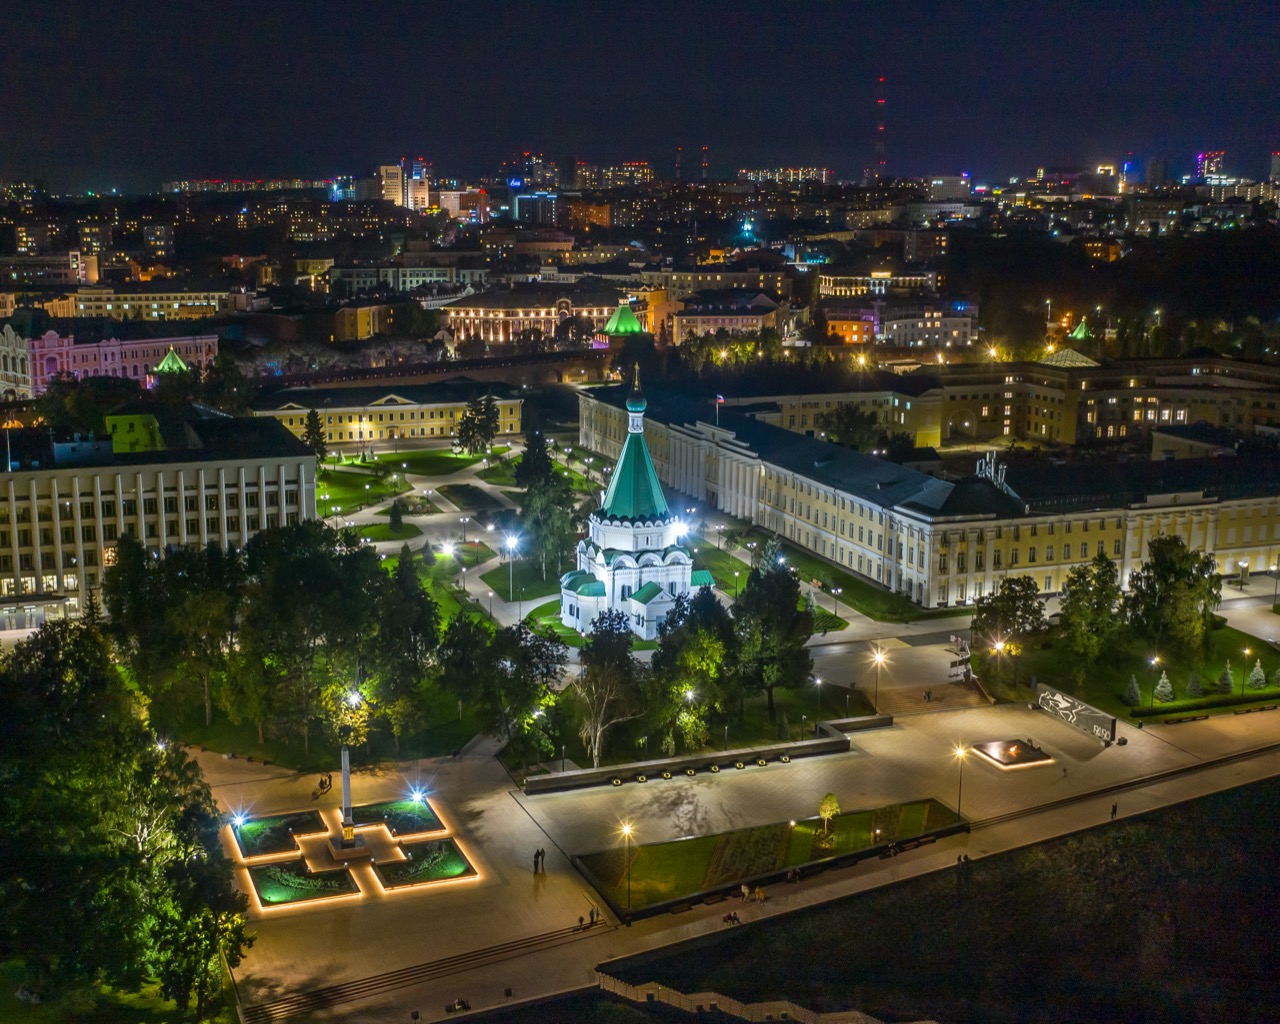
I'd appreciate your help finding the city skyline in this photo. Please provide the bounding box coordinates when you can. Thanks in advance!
[6,0,1279,192]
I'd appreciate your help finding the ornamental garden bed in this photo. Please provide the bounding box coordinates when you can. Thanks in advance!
[351,798,445,836]
[233,810,327,858]
[438,484,502,510]
[374,839,476,889]
[576,799,953,914]
[249,860,359,906]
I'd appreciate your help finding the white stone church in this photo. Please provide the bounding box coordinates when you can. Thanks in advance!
[559,377,713,639]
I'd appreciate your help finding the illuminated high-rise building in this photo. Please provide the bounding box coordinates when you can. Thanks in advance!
[1195,151,1225,179]
[1270,153,1280,183]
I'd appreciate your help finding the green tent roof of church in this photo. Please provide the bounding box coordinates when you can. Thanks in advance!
[599,377,670,521]
[154,347,189,374]
[601,303,643,336]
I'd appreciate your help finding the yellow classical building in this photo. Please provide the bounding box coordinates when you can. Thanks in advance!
[252,378,522,447]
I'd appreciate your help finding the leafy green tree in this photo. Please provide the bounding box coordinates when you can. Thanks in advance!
[650,588,735,752]
[302,408,328,463]
[1059,554,1122,677]
[1124,536,1221,657]
[1154,671,1174,703]
[733,538,814,717]
[819,792,841,834]
[515,425,555,490]
[972,574,1046,641]
[571,609,644,767]
[1247,659,1267,690]
[522,474,577,580]
[1217,661,1234,695]
[815,403,879,450]
[1122,675,1141,707]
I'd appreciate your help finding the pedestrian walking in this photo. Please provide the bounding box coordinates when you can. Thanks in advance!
[533,851,539,874]
[755,886,765,903]
[1062,766,1068,779]
[578,915,584,930]
[1110,802,1118,820]
[740,883,750,901]
[589,907,596,926]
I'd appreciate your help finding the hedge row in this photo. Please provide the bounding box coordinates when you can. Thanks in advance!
[1129,690,1280,718]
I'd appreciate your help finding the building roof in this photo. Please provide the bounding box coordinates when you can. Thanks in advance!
[250,376,520,412]
[1040,347,1098,368]
[601,303,644,336]
[599,386,670,522]
[154,347,189,374]
[690,569,715,588]
[630,581,669,605]
[562,571,606,597]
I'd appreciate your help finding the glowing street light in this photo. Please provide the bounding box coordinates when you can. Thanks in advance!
[621,823,634,911]
[872,647,886,712]
[954,744,969,824]
[507,535,519,612]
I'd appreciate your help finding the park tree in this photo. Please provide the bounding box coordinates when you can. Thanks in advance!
[522,474,577,580]
[0,620,251,1013]
[302,408,328,463]
[815,403,880,451]
[1059,554,1122,675]
[456,393,499,454]
[515,425,555,490]
[571,609,645,767]
[388,498,405,532]
[1217,661,1234,695]
[1154,671,1174,703]
[818,792,841,834]
[1187,671,1204,698]
[733,538,814,717]
[1272,666,1280,688]
[1122,675,1141,707]
[651,588,736,750]
[972,574,1046,641]
[1247,659,1267,690]
[1124,536,1221,657]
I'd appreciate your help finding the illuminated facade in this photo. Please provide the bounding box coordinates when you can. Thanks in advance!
[252,379,522,447]
[580,385,1280,610]
[443,292,618,343]
[28,331,217,394]
[71,286,231,320]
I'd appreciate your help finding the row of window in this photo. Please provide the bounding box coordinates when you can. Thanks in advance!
[0,490,295,524]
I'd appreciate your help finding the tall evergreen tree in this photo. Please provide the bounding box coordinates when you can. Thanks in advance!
[302,408,328,463]
[514,425,554,489]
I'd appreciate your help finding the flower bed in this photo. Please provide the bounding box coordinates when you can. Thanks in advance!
[351,798,444,836]
[233,810,327,858]
[249,860,358,905]
[375,839,475,889]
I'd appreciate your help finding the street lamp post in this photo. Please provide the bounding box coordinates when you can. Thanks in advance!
[872,648,885,713]
[487,590,493,618]
[831,587,842,617]
[1149,655,1160,708]
[814,676,823,717]
[622,824,633,912]
[724,723,729,751]
[507,535,519,611]
[954,745,968,824]
[460,516,470,544]
[800,714,807,740]
[1241,648,1251,696]
[716,524,724,549]
[733,570,739,596]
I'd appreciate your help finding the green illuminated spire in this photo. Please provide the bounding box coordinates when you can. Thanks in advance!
[600,371,669,521]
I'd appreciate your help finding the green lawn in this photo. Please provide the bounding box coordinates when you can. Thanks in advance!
[317,468,409,515]
[352,798,444,836]
[1000,624,1280,719]
[233,810,326,858]
[439,483,503,510]
[358,522,423,542]
[687,537,752,593]
[739,529,959,623]
[478,459,519,487]
[524,598,659,651]
[249,861,357,905]
[578,799,951,912]
[480,558,565,603]
[372,446,508,477]
[375,839,475,888]
[0,961,238,1024]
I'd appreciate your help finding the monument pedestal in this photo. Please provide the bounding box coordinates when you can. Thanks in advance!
[327,828,372,862]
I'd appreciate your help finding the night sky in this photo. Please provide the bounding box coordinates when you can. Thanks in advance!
[6,0,1279,193]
